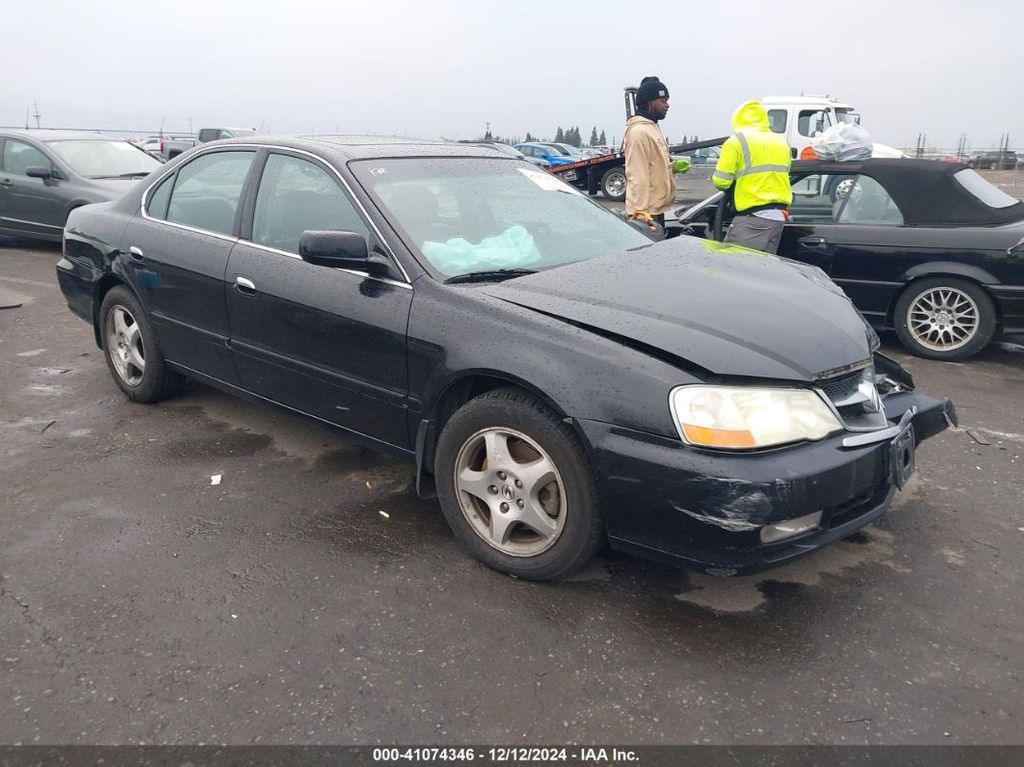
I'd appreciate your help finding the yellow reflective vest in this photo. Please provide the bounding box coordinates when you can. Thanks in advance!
[712,101,792,213]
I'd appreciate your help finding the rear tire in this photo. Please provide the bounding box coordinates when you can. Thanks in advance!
[99,286,183,402]
[601,166,627,202]
[894,277,996,361]
[434,388,604,580]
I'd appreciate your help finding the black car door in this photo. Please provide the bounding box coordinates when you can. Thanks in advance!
[225,150,413,449]
[813,173,911,324]
[121,148,258,385]
[776,171,860,273]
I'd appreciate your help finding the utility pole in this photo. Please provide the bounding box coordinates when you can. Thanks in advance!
[956,133,967,163]
[915,133,926,159]
[32,100,42,128]
[997,133,1010,170]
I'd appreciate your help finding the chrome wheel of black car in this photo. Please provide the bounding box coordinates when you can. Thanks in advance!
[99,286,183,403]
[908,287,978,352]
[453,427,566,558]
[106,306,146,386]
[434,388,604,580]
[895,277,997,361]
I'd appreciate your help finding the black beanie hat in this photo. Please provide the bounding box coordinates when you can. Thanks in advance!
[636,76,669,106]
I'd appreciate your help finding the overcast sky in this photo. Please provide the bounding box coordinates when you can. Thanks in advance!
[4,0,1022,151]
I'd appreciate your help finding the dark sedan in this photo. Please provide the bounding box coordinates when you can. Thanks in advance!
[678,159,1024,361]
[0,129,162,242]
[57,136,953,580]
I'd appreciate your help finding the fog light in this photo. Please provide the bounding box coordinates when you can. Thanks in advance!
[760,511,823,544]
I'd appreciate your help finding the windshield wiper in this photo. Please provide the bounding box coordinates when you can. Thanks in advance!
[444,268,538,284]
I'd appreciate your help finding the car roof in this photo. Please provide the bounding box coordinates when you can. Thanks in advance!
[0,128,123,142]
[792,158,1023,226]
[215,133,506,160]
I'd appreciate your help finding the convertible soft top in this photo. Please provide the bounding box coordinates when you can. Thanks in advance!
[792,158,1024,226]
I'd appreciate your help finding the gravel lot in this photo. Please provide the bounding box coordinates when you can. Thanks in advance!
[1,237,1022,746]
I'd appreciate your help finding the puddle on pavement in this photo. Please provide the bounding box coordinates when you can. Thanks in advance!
[673,527,899,614]
[25,383,67,396]
[154,428,274,462]
[315,442,404,473]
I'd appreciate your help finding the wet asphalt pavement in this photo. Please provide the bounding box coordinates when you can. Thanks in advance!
[1,238,1022,746]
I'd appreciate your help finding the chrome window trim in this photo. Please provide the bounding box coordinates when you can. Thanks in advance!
[139,142,412,285]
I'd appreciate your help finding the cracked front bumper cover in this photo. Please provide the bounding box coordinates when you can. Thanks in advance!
[577,391,954,576]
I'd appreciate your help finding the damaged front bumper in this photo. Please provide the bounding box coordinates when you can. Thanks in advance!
[577,391,955,577]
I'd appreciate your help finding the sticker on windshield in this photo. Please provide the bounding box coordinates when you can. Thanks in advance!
[517,167,582,194]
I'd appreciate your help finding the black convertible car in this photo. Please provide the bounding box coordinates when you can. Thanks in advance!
[57,136,953,580]
[678,159,1024,361]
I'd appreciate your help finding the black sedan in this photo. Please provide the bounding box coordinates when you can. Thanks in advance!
[678,159,1024,361]
[57,136,953,580]
[1,129,162,242]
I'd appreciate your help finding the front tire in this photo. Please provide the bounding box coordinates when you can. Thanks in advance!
[894,277,996,361]
[601,166,627,202]
[434,388,604,580]
[100,286,183,402]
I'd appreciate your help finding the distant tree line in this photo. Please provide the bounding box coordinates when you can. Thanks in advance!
[473,125,618,147]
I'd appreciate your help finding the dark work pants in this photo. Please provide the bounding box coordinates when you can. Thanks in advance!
[724,214,784,254]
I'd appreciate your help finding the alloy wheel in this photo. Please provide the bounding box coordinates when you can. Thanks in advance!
[907,286,979,352]
[106,305,146,386]
[453,427,567,558]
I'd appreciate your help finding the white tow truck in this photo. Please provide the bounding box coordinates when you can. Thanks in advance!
[761,95,904,159]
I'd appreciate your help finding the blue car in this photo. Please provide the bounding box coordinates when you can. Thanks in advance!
[514,143,576,167]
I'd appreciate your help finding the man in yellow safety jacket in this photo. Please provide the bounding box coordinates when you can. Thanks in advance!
[712,100,792,253]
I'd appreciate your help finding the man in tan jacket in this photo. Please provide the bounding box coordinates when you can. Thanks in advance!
[624,75,675,229]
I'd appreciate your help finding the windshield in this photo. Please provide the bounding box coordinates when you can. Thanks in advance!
[46,139,161,178]
[834,108,860,125]
[953,169,1021,209]
[352,158,652,278]
[541,144,573,156]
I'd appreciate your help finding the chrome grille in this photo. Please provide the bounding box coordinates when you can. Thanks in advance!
[817,367,888,432]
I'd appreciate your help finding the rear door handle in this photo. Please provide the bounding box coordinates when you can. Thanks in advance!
[128,245,145,262]
[799,236,828,247]
[234,275,257,296]
[0,178,13,187]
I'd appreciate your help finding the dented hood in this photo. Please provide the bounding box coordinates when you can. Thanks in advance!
[480,237,872,381]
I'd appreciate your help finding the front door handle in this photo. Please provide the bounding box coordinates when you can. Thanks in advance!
[128,245,145,262]
[0,178,13,187]
[799,236,828,248]
[234,275,257,296]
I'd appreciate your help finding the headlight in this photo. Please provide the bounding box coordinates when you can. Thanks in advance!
[669,385,842,450]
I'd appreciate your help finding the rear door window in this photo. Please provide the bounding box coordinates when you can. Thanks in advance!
[165,150,254,236]
[251,153,369,254]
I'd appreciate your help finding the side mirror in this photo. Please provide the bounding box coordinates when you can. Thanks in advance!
[299,230,387,275]
[25,165,54,179]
